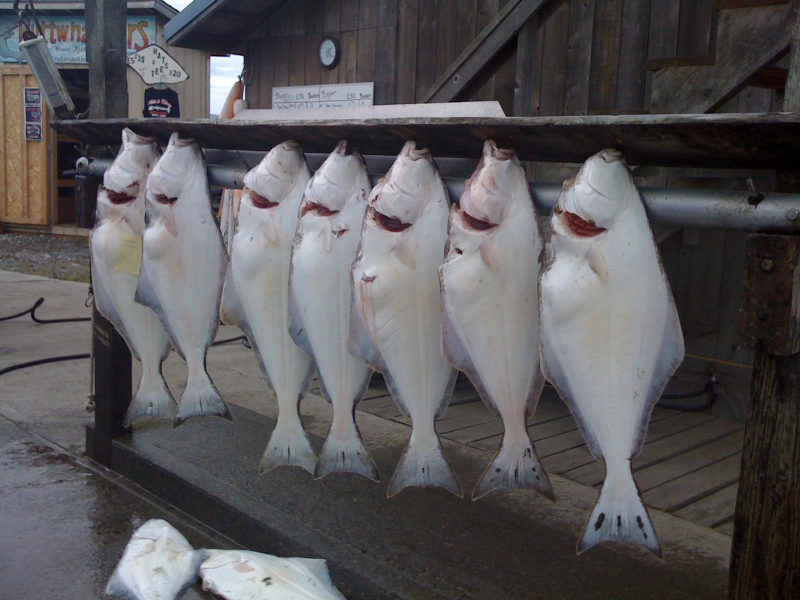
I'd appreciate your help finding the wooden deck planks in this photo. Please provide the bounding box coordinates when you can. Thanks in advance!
[673,483,739,528]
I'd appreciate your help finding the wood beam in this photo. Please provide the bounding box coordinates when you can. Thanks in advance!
[422,0,549,104]
[784,3,800,109]
[650,3,796,114]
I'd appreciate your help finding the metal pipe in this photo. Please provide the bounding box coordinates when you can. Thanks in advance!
[77,158,800,234]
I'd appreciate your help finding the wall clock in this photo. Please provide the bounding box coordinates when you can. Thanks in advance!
[319,37,340,69]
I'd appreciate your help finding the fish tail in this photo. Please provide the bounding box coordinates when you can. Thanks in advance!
[123,373,176,427]
[174,371,233,427]
[259,419,317,475]
[387,435,463,498]
[578,463,662,557]
[315,428,380,481]
[472,435,555,501]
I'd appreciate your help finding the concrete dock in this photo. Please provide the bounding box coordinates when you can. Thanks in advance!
[0,269,733,598]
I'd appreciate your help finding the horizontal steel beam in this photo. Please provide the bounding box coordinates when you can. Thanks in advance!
[78,158,800,234]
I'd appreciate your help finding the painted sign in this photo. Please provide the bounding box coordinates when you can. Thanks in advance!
[272,82,374,109]
[127,45,188,85]
[0,16,155,63]
[23,86,42,141]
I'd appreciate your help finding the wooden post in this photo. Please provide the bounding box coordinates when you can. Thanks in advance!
[730,233,800,599]
[84,0,131,466]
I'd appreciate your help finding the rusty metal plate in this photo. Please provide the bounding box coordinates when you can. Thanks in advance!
[738,234,800,356]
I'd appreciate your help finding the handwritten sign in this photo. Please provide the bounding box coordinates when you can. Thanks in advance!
[272,83,374,110]
[126,45,189,85]
[115,234,143,276]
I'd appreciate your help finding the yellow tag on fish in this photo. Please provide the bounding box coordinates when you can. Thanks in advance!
[115,234,142,275]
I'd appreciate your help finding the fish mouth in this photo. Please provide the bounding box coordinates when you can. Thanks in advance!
[487,141,515,161]
[251,190,279,209]
[300,200,339,217]
[555,206,606,237]
[104,186,137,205]
[374,210,411,232]
[153,193,178,205]
[461,209,496,231]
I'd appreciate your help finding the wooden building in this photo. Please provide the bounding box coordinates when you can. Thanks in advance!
[166,0,798,422]
[0,0,210,232]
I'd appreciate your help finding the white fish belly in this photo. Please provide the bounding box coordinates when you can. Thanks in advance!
[540,221,677,462]
[442,227,540,418]
[231,229,311,402]
[91,220,170,362]
[292,229,370,404]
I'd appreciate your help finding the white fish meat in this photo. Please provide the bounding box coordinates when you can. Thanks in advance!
[349,141,460,498]
[106,519,206,600]
[539,149,684,556]
[199,550,346,600]
[136,132,232,426]
[90,128,174,426]
[221,141,316,473]
[289,141,378,481]
[440,140,554,501]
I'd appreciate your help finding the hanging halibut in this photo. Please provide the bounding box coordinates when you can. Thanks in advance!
[90,128,174,426]
[136,132,232,426]
[539,149,684,556]
[440,140,554,501]
[349,140,461,498]
[289,141,378,481]
[221,141,316,474]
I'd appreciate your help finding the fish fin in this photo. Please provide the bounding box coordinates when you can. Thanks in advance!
[259,419,317,474]
[578,467,661,557]
[315,422,381,481]
[262,211,277,243]
[287,282,314,362]
[323,219,333,251]
[163,206,178,237]
[124,373,176,426]
[526,366,546,416]
[539,344,603,459]
[586,244,609,280]
[347,272,388,373]
[394,236,417,269]
[387,436,462,498]
[104,570,138,600]
[91,263,139,361]
[632,303,685,455]
[174,371,233,427]
[473,435,555,501]
[440,299,499,417]
[135,257,184,359]
[220,265,250,334]
[479,235,500,271]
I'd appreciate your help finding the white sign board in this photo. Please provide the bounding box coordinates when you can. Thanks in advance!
[127,45,189,85]
[0,16,155,64]
[272,82,374,110]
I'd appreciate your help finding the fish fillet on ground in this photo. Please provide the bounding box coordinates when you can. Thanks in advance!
[440,140,554,501]
[106,519,206,600]
[136,132,232,426]
[221,141,316,474]
[289,140,378,480]
[539,149,684,556]
[349,140,461,498]
[90,128,174,426]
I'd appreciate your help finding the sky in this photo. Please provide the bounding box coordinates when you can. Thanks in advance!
[164,0,243,116]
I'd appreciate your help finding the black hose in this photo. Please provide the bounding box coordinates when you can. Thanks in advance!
[0,354,90,377]
[656,379,718,412]
[0,297,91,323]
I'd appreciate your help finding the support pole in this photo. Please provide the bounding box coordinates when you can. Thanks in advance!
[85,0,131,466]
[730,233,800,599]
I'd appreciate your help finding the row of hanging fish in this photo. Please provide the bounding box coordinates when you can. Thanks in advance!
[90,130,684,557]
[105,518,345,600]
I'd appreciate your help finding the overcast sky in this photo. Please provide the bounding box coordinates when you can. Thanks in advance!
[164,0,243,115]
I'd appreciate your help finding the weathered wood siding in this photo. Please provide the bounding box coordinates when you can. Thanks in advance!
[0,65,51,226]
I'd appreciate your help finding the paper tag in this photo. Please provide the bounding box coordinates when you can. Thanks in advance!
[115,234,143,275]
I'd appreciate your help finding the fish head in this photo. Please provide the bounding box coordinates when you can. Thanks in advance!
[145,132,204,208]
[552,148,633,238]
[458,140,518,231]
[300,140,369,219]
[243,140,307,209]
[101,128,160,206]
[368,141,439,233]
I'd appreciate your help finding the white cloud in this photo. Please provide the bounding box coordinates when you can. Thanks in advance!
[163,0,194,10]
[209,55,243,115]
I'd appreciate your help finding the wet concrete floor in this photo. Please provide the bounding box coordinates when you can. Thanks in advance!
[0,416,235,599]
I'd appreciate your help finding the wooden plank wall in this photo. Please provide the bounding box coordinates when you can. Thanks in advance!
[0,65,50,227]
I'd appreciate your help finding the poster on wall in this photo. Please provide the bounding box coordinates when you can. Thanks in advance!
[24,86,43,141]
[272,82,374,109]
[0,16,155,63]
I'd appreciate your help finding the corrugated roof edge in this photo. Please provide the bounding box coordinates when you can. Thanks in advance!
[163,0,219,45]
